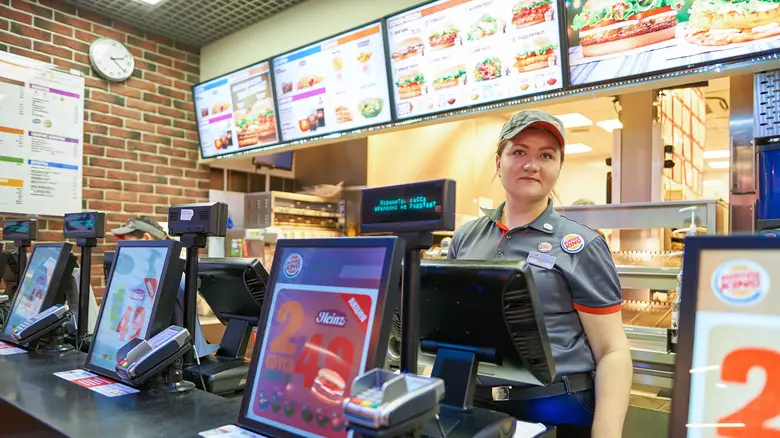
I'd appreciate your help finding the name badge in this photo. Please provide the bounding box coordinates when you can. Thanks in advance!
[527,251,556,270]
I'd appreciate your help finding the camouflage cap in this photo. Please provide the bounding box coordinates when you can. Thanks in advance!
[500,109,565,147]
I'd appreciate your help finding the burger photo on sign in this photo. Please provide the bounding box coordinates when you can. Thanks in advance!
[514,36,558,72]
[571,0,683,57]
[392,37,425,61]
[432,65,467,90]
[686,0,780,46]
[429,24,460,50]
[396,71,425,99]
[512,0,554,28]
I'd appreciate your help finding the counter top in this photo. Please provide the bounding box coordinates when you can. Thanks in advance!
[0,350,240,437]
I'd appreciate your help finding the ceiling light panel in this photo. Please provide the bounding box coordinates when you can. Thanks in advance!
[554,113,594,128]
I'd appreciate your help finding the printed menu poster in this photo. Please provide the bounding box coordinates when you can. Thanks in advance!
[686,250,780,437]
[245,247,387,437]
[273,22,392,142]
[387,0,564,120]
[89,247,168,373]
[194,61,278,158]
[566,0,780,86]
[0,51,84,216]
[3,246,61,333]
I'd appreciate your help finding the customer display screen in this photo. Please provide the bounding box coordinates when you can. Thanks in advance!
[683,249,780,437]
[194,61,279,158]
[3,246,62,334]
[362,182,446,225]
[565,0,780,86]
[386,0,565,120]
[241,245,388,437]
[87,246,169,374]
[272,22,392,142]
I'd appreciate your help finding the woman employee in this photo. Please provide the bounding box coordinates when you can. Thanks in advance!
[448,110,632,438]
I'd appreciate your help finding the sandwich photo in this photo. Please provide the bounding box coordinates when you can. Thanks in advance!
[467,15,505,41]
[396,71,425,99]
[296,75,323,90]
[432,65,467,90]
[512,0,553,28]
[335,105,353,124]
[392,37,425,61]
[571,0,681,57]
[310,368,346,405]
[514,37,558,72]
[474,57,503,82]
[235,101,276,147]
[686,0,780,46]
[429,25,459,50]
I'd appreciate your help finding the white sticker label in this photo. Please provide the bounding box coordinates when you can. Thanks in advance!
[181,209,194,221]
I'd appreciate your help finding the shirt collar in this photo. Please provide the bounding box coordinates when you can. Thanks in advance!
[480,199,558,234]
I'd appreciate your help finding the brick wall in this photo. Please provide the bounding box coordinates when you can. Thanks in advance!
[0,0,209,297]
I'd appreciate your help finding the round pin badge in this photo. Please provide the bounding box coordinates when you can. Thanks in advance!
[561,234,585,254]
[537,242,552,253]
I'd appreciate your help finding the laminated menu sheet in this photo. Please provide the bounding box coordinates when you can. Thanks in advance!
[0,51,84,216]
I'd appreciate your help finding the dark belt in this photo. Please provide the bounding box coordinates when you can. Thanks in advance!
[475,372,595,402]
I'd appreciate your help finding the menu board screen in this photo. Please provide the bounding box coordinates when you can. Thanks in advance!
[273,22,392,142]
[566,0,780,86]
[386,0,565,120]
[194,61,279,158]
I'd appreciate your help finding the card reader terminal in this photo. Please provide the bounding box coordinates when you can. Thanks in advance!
[115,326,191,386]
[10,305,70,345]
[343,368,444,430]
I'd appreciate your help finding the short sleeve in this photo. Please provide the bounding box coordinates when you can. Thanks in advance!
[565,237,622,314]
[447,233,459,259]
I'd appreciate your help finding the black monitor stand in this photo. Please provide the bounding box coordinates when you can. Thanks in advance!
[13,238,31,288]
[74,237,97,352]
[397,232,433,375]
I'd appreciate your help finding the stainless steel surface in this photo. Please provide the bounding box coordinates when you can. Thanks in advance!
[754,70,780,138]
[244,191,344,233]
[632,348,675,367]
[730,74,757,232]
[559,200,727,234]
[617,265,680,290]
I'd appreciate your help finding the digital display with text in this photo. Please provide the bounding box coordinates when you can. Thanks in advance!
[360,179,455,233]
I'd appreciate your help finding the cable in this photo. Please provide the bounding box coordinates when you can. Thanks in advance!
[192,344,207,391]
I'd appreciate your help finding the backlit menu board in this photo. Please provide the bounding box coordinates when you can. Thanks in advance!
[273,22,392,142]
[566,0,780,86]
[194,61,279,158]
[387,0,565,120]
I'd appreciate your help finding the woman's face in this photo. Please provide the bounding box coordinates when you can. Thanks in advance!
[496,127,562,203]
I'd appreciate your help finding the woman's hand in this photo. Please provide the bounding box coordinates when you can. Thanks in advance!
[578,310,632,438]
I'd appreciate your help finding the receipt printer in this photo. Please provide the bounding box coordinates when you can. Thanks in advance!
[115,326,191,386]
[10,305,70,346]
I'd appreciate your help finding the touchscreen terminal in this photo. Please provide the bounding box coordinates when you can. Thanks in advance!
[3,245,63,334]
[238,238,400,438]
[86,241,183,379]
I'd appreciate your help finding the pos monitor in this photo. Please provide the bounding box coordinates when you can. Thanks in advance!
[417,259,555,406]
[2,243,77,336]
[85,240,185,380]
[238,237,402,438]
[669,236,780,438]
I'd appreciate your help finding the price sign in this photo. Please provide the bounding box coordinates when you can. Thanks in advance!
[246,284,378,437]
[88,246,168,375]
[678,246,780,438]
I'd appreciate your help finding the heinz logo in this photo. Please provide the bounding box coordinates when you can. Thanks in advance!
[284,253,303,278]
[315,310,347,327]
[348,298,367,323]
[711,260,770,306]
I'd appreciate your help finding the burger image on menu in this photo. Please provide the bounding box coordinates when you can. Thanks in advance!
[234,100,276,147]
[514,37,558,72]
[396,71,425,99]
[311,368,346,405]
[429,25,460,50]
[392,37,425,61]
[686,0,780,46]
[512,0,554,28]
[432,65,467,90]
[571,0,680,57]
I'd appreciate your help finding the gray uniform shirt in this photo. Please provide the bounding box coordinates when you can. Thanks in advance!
[448,200,622,380]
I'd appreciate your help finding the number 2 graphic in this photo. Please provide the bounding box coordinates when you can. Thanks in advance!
[718,348,780,437]
[269,300,303,356]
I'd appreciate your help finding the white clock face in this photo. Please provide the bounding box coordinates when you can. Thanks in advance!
[89,37,135,82]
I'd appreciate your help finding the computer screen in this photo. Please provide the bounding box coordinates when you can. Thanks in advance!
[253,152,293,171]
[197,258,269,324]
[238,237,401,438]
[669,237,780,438]
[86,241,183,379]
[3,244,73,335]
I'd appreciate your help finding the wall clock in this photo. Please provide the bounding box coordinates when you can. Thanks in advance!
[89,37,135,82]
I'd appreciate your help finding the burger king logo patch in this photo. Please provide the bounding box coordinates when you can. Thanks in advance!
[762,230,779,238]
[537,242,552,253]
[561,234,584,254]
[283,253,303,279]
[711,260,770,306]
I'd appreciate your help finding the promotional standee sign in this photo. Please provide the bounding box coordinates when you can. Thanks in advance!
[245,247,387,438]
[565,0,780,86]
[685,250,780,438]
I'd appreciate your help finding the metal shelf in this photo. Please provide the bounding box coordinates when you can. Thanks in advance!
[617,265,681,290]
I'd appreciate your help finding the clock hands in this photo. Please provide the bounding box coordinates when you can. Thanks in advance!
[111,57,127,70]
